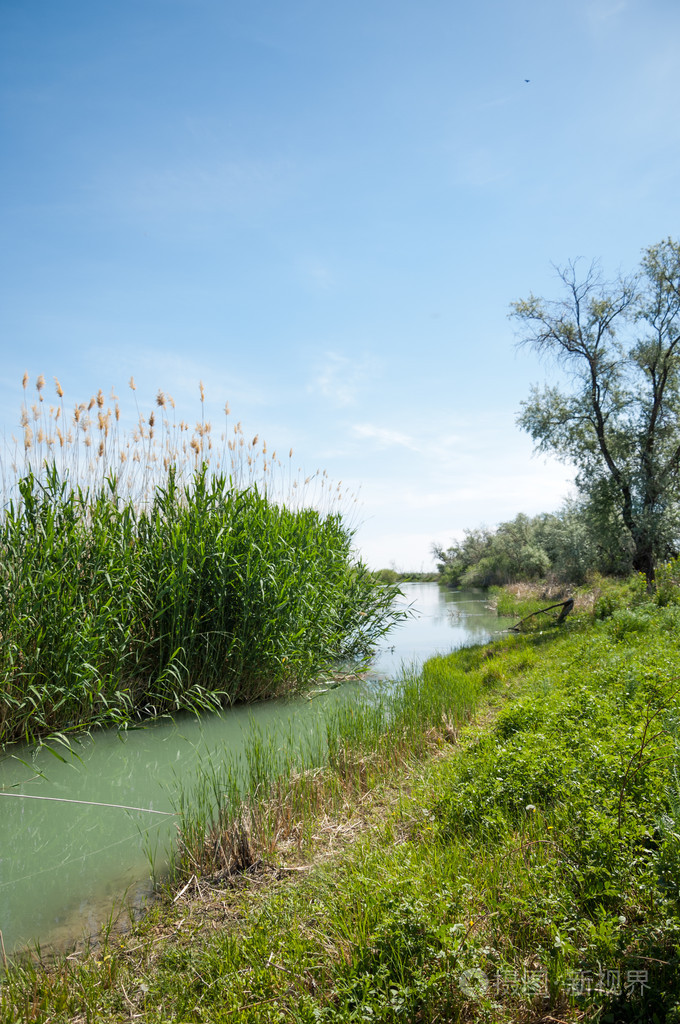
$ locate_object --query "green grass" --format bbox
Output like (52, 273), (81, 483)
(166, 605), (680, 1022)
(4, 588), (680, 1022)
(168, 616), (539, 882)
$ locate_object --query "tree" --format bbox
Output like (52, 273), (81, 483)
(512, 238), (680, 583)
(433, 508), (599, 587)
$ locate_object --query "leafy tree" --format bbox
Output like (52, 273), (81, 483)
(532, 502), (606, 581)
(433, 526), (493, 587)
(434, 513), (566, 587)
(433, 503), (638, 589)
(512, 238), (680, 583)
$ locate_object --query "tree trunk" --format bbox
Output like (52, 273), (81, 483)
(632, 544), (655, 588)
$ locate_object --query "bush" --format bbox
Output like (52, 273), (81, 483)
(655, 556), (680, 607)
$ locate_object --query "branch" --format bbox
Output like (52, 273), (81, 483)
(509, 598), (574, 632)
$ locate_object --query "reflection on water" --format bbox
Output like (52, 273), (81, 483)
(370, 583), (513, 676)
(0, 584), (510, 954)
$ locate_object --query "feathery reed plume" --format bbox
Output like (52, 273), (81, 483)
(4, 373), (361, 544)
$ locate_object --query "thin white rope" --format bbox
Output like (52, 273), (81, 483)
(0, 816), (170, 890)
(0, 791), (176, 815)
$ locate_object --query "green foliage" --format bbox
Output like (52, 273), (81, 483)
(657, 764), (680, 906)
(6, 608), (680, 1020)
(373, 567), (399, 584)
(0, 466), (403, 747)
(168, 619), (680, 1021)
(428, 619), (680, 1019)
(434, 507), (601, 587)
(373, 569), (438, 583)
(654, 555), (680, 606)
(513, 238), (680, 582)
(591, 572), (648, 619)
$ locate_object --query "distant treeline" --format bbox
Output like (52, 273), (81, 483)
(432, 502), (679, 588)
(372, 570), (439, 584)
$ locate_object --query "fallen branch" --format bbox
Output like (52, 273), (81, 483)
(509, 597), (574, 632)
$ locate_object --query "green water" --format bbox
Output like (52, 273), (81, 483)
(0, 695), (340, 954)
(0, 585), (512, 954)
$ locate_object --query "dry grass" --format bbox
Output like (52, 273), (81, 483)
(498, 579), (597, 614)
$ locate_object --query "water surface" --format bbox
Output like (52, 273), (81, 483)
(0, 584), (511, 954)
(372, 583), (510, 676)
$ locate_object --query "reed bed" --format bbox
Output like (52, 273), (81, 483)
(0, 376), (402, 748)
(171, 639), (522, 881)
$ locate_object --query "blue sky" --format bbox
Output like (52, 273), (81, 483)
(2, 0), (679, 568)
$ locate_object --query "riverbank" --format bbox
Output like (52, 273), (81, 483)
(3, 582), (680, 1021)
(0, 585), (510, 957)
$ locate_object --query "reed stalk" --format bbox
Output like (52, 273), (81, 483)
(0, 377), (403, 748)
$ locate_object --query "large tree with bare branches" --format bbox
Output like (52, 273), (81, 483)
(512, 238), (680, 583)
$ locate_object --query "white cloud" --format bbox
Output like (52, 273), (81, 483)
(352, 528), (443, 573)
(310, 352), (379, 408)
(344, 438), (577, 570)
(351, 423), (419, 451)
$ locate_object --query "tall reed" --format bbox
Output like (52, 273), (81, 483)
(3, 373), (353, 513)
(171, 640), (507, 879)
(0, 377), (403, 748)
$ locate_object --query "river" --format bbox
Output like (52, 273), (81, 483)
(0, 584), (511, 955)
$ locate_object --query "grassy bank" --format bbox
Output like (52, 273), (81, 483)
(0, 379), (402, 748)
(3, 583), (680, 1021)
